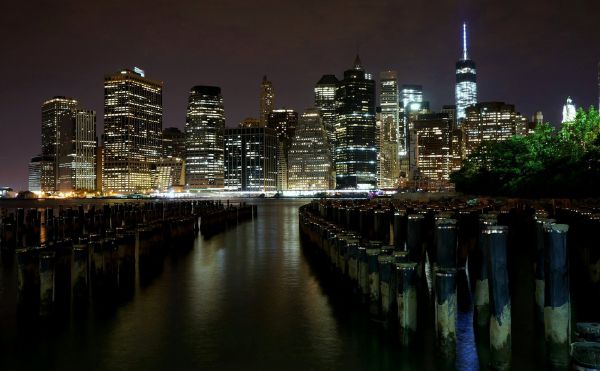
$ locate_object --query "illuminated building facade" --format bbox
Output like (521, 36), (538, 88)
(267, 109), (298, 191)
(335, 55), (377, 189)
(259, 76), (275, 127)
(287, 108), (334, 190)
(28, 155), (55, 193)
(314, 74), (339, 153)
(413, 113), (453, 186)
(185, 86), (225, 189)
(379, 71), (400, 189)
(57, 109), (97, 192)
(103, 68), (163, 194)
(160, 127), (185, 190)
(562, 97), (576, 123)
(224, 127), (278, 192)
(463, 102), (527, 157)
(41, 96), (79, 191)
(455, 23), (477, 123)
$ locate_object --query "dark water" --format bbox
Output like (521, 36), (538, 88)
(0, 199), (548, 370)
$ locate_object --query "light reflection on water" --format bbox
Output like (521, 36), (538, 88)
(0, 199), (484, 370)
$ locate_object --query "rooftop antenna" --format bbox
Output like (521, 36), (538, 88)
(462, 22), (468, 60)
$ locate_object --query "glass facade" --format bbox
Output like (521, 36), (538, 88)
(41, 96), (78, 192)
(378, 71), (400, 189)
(224, 127), (278, 192)
(185, 86), (225, 189)
(455, 23), (477, 122)
(259, 76), (275, 127)
(287, 108), (334, 190)
(463, 102), (527, 157)
(103, 68), (163, 194)
(28, 155), (55, 193)
(57, 109), (97, 192)
(267, 109), (298, 191)
(413, 113), (453, 186)
(335, 56), (377, 189)
(314, 75), (339, 155)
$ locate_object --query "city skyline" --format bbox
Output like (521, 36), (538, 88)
(1, 1), (599, 190)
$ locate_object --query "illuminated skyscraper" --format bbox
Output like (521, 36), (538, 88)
(378, 71), (400, 189)
(463, 102), (527, 157)
(562, 97), (576, 123)
(287, 108), (334, 190)
(335, 55), (377, 189)
(455, 23), (478, 123)
(28, 155), (55, 193)
(163, 127), (185, 159)
(413, 113), (453, 188)
(259, 75), (275, 127)
(41, 96), (79, 191)
(314, 74), (339, 153)
(224, 127), (278, 192)
(185, 86), (225, 189)
(267, 109), (298, 191)
(103, 68), (163, 194)
(159, 127), (186, 191)
(57, 109), (97, 192)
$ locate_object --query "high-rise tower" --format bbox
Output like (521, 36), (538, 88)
(455, 23), (477, 123)
(259, 76), (275, 127)
(103, 68), (163, 194)
(335, 55), (377, 189)
(314, 75), (339, 154)
(379, 71), (400, 189)
(41, 96), (79, 191)
(185, 86), (225, 189)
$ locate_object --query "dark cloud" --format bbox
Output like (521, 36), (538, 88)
(1, 0), (599, 190)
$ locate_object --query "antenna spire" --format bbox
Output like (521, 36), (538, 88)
(462, 22), (468, 60)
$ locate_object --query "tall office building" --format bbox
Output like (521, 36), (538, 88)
(28, 155), (55, 193)
(413, 113), (453, 188)
(314, 74), (339, 152)
(224, 127), (278, 192)
(379, 71), (400, 189)
(335, 55), (377, 189)
(463, 102), (527, 157)
(103, 68), (163, 194)
(287, 108), (334, 190)
(562, 97), (576, 123)
(159, 127), (185, 191)
(259, 76), (275, 127)
(185, 86), (225, 189)
(267, 109), (298, 191)
(455, 23), (478, 123)
(41, 96), (79, 191)
(163, 127), (186, 159)
(57, 109), (97, 192)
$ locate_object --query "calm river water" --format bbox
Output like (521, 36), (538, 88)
(0, 199), (550, 370)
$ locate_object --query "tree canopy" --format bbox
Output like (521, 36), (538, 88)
(451, 107), (600, 198)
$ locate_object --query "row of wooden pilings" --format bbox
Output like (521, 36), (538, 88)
(0, 200), (256, 317)
(298, 199), (600, 370)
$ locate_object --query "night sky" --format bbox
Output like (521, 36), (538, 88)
(1, 0), (599, 190)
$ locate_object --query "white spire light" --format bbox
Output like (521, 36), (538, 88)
(463, 22), (468, 60)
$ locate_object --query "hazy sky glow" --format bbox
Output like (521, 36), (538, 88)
(1, 0), (599, 190)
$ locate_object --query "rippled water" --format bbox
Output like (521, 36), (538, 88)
(0, 199), (551, 370)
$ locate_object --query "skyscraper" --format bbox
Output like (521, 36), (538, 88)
(224, 127), (278, 192)
(463, 102), (527, 157)
(28, 155), (54, 193)
(267, 109), (298, 191)
(287, 108), (334, 190)
(314, 74), (339, 153)
(162, 127), (186, 159)
(259, 75), (275, 127)
(562, 97), (576, 123)
(159, 127), (186, 191)
(379, 71), (400, 189)
(185, 86), (225, 189)
(41, 96), (78, 191)
(335, 55), (377, 189)
(455, 23), (477, 123)
(103, 68), (163, 194)
(57, 109), (97, 192)
(413, 113), (453, 188)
